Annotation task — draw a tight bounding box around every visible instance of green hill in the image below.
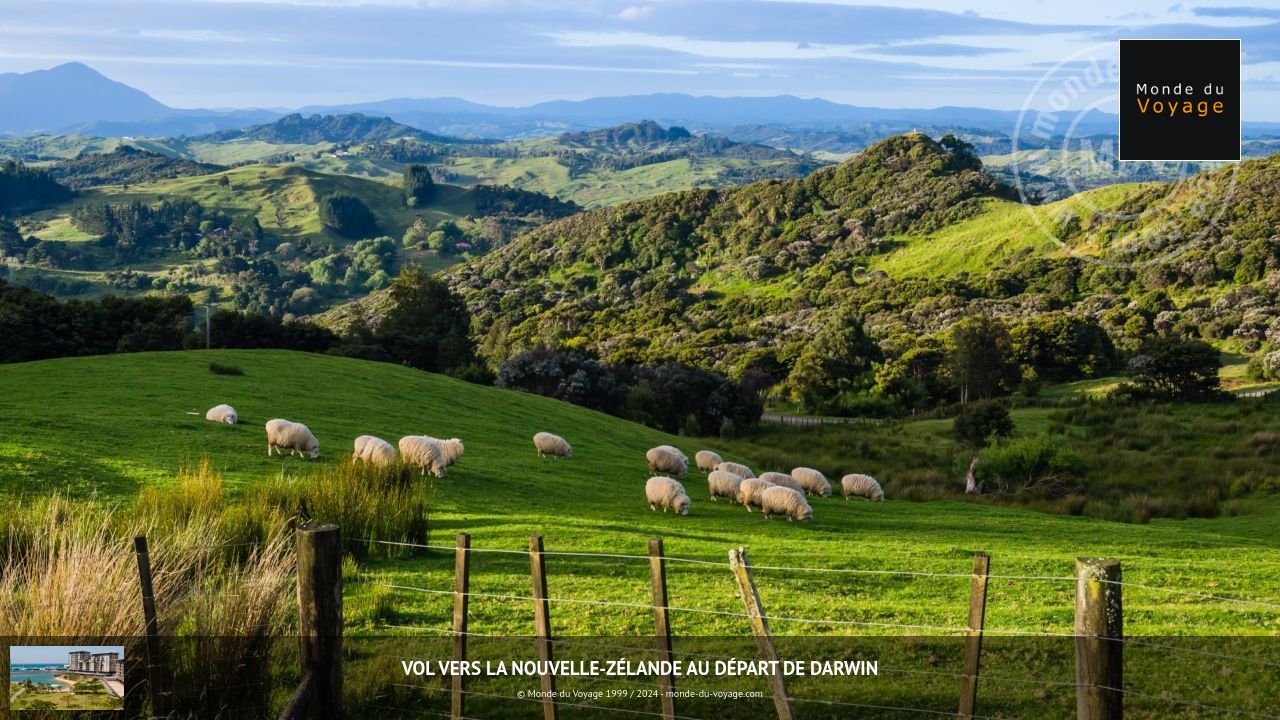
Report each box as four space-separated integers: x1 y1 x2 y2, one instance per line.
0 349 1277 642
444 133 1280 410
195 112 473 145
48 145 225 189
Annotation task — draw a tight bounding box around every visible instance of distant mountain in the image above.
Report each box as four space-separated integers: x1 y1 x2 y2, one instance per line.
195 113 471 145
0 63 173 134
61 110 283 139
560 120 694 148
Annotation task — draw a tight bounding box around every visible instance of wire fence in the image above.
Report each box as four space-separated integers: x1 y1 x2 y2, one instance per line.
349 533 1280 720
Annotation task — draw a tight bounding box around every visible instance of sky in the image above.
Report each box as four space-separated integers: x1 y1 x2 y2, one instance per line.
10 646 125 665
0 0 1279 117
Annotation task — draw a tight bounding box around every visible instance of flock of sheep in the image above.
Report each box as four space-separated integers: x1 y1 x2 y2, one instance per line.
641 446 883 523
206 404 465 476
203 407 881 524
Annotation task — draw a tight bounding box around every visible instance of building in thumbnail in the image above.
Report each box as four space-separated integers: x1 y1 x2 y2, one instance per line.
67 650 122 676
68 651 92 672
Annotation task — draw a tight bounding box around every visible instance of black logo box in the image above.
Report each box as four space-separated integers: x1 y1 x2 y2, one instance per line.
1119 39 1241 162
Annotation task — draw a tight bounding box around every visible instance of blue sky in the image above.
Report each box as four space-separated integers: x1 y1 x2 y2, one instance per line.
11 646 125 665
1 1 1278 117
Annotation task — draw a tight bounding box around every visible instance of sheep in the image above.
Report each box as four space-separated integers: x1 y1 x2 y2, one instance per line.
841 473 885 502
760 486 813 522
646 446 688 478
791 467 832 497
265 419 319 459
695 450 723 473
353 435 396 467
656 445 688 463
716 461 756 479
707 470 743 503
645 476 691 515
737 477 776 512
759 471 804 493
399 435 449 477
205 404 238 425
533 432 573 459
439 438 465 466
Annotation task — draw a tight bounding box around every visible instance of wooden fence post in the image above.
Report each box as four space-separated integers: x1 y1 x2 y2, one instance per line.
1075 558 1122 720
296 523 343 720
728 547 795 720
648 538 677 720
958 552 990 719
134 535 169 717
529 535 558 720
452 533 471 720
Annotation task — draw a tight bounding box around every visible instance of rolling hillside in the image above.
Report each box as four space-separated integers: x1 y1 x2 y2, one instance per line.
1 348 1277 646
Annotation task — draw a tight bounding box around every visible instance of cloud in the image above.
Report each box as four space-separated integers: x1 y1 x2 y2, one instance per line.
1192 6 1280 19
618 5 654 21
868 43 1015 57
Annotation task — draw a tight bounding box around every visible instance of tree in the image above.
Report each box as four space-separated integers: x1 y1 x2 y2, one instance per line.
944 314 1020 403
318 192 377 239
953 399 1014 493
373 265 476 372
1127 336 1221 401
787 307 881 412
403 164 434 206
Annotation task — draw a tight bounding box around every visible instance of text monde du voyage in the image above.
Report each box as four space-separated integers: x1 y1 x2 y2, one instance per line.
1134 82 1229 118
401 658 879 678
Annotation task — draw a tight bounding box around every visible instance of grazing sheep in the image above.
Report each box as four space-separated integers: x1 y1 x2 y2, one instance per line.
737 477 776 512
656 445 689 463
399 435 449 477
695 450 723 473
707 470 743 503
646 446 688 478
265 419 319 459
439 438 465 466
645 476 691 515
791 467 832 497
759 471 804 493
841 474 884 502
760 486 813 522
716 461 756 479
353 435 396 467
533 432 573 459
205 404 238 425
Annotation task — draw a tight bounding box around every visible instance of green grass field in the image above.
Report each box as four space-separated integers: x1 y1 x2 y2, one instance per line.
1 349 1278 644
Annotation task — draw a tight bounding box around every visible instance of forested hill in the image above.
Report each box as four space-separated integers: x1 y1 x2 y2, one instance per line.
559 119 814 162
447 131 1280 415
49 146 225 189
196 113 475 145
448 132 1011 359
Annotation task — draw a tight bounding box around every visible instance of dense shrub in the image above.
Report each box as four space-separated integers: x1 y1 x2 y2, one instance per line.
318 191 378 239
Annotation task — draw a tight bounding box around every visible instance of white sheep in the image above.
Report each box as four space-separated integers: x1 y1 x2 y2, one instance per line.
265 419 319 459
791 467 832 497
205 404 238 425
759 471 804 493
656 445 689 463
737 477 776 512
716 461 755 479
645 476 691 515
533 432 573 459
760 486 813 522
695 450 723 473
841 473 884 502
353 435 396 467
707 470 743 503
399 435 448 477
646 446 688 478
439 438 465 466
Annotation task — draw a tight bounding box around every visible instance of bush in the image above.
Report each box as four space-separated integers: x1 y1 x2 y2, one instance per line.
318 191 378 239
971 435 1087 496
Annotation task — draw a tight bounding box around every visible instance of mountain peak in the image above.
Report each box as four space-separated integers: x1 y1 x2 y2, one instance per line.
0 62 172 134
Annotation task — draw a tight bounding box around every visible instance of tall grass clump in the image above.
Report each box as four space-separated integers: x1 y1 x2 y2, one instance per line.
249 460 430 558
